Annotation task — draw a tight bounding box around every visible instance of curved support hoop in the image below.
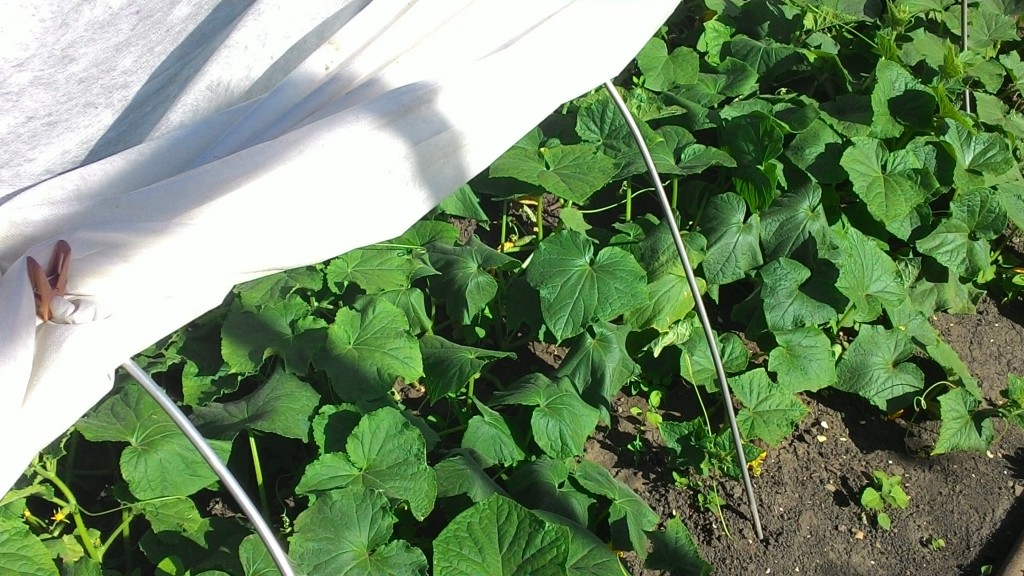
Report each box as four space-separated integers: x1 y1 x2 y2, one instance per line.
602 81 765 540
122 360 298 576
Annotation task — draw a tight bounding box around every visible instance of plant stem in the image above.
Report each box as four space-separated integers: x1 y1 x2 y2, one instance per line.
249 432 270 520
671 178 679 212
99 510 135 558
535 194 545 241
625 180 634 222
31 465 102 563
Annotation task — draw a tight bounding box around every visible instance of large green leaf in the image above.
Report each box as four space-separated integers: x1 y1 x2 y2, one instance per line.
433 495 569 576
869 59 936 138
645 516 712 576
426 236 518 324
768 327 837 393
840 136 933 239
939 119 1015 177
829 224 906 322
556 321 640 411
289 487 427 576
461 399 526 468
932 388 995 454
492 375 599 460
679 328 750 392
526 230 648 342
759 258 840 331
316 298 423 401
723 35 803 82
637 38 699 91
699 192 762 286
916 219 991 279
189 369 320 441
508 458 595 528
572 460 659 559
326 247 426 294
836 325 924 412
77 383 231 499
0 516 58 576
234 266 322 311
239 534 280 576
759 183 830 260
434 454 505 502
490 129 617 204
785 118 847 185
732 369 808 446
221 297 325 376
419 335 516 402
296 407 436 520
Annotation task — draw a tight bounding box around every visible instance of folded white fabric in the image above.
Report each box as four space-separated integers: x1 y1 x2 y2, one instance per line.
0 0 679 496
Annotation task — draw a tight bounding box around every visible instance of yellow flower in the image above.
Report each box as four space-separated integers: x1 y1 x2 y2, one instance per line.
748 451 767 477
51 508 69 524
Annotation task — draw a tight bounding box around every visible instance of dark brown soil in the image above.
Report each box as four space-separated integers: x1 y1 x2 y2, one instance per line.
588 297 1024 575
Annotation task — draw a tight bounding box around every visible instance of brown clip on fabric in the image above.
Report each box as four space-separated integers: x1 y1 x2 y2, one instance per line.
26 240 71 321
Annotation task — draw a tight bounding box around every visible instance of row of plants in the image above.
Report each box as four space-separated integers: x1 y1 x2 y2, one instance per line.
5 0 1024 574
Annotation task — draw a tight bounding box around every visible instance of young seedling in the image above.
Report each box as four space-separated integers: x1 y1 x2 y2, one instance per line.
860 470 909 530
925 536 946 551
629 389 664 427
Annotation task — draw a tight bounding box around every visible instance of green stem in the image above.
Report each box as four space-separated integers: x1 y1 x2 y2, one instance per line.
249 432 270 520
438 424 468 438
31 465 102 563
99 510 135 558
671 178 679 213
624 180 633 222
500 200 509 248
535 195 545 241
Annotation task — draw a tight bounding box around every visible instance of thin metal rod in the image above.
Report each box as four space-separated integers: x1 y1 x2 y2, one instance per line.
603 81 764 540
122 360 298 576
962 0 971 114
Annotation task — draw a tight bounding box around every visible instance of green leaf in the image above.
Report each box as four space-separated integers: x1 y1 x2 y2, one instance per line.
508 458 595 528
861 486 883 511
785 119 847 185
434 454 505 502
433 495 569 576
723 35 803 82
296 407 435 520
419 335 515 402
768 327 838 393
932 388 995 454
556 321 640 410
221 297 325 376
426 237 518 324
365 288 432 335
952 188 1008 240
493 375 599 460
289 487 427 576
526 230 648 342
0 516 58 576
869 60 936 138
699 192 762 286
829 224 906 322
759 183 830 260
939 119 1015 176
326 247 424 293
77 383 231 499
438 184 489 225
645 516 712 576
836 325 924 412
189 369 320 441
916 219 991 279
572 460 659 559
137 496 203 534
490 129 617 204
234 267 322 311
732 368 808 446
679 329 749 392
393 220 460 247
759 258 840 332
461 399 526 468
840 137 933 239
316 298 422 401
239 533 281 576
637 38 699 91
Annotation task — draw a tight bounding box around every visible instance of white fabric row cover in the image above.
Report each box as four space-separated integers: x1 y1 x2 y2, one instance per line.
0 0 681 496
